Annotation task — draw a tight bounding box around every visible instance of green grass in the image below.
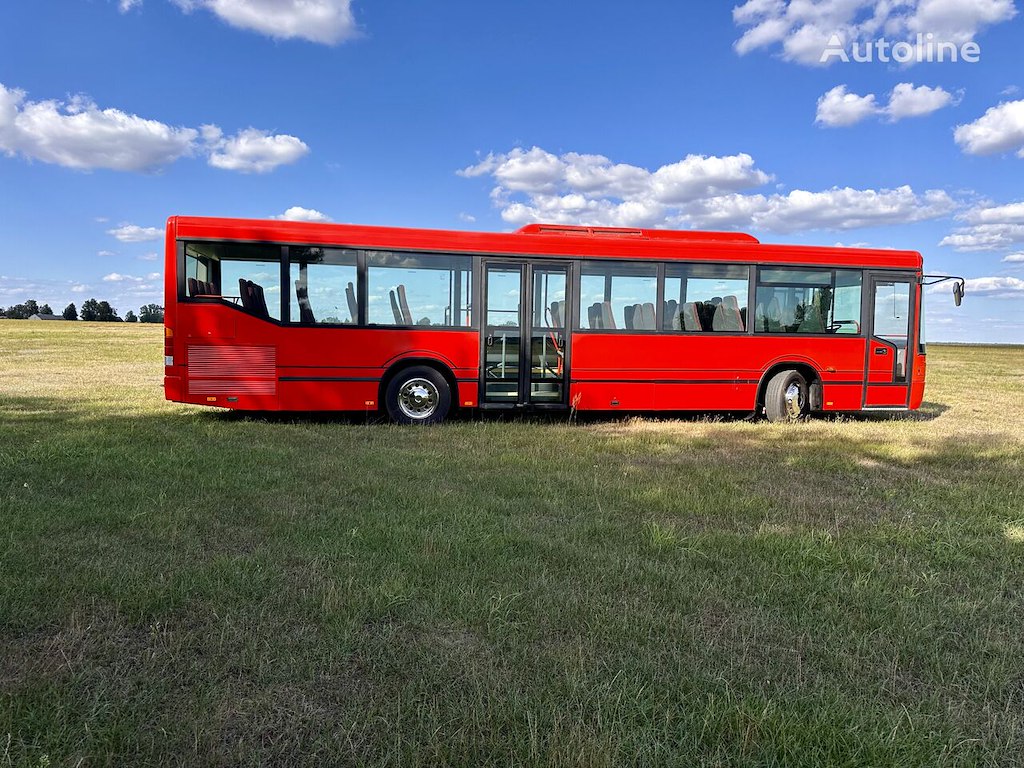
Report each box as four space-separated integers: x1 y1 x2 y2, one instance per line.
1 322 1023 766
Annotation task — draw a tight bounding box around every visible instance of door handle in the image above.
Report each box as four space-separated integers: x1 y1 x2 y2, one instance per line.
874 347 888 356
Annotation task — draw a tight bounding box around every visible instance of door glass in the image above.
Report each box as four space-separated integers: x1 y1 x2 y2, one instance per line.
873 281 911 381
485 266 522 401
530 267 567 403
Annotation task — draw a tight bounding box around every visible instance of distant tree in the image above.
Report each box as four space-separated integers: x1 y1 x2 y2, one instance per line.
80 298 100 321
124 310 138 323
139 304 164 323
39 303 53 315
0 307 5 318
97 301 120 322
3 300 38 319
62 302 78 321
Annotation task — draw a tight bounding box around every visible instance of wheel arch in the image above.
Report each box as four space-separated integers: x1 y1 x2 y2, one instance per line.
756 361 822 411
379 357 459 414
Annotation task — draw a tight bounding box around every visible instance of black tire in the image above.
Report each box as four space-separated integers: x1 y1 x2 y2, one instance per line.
764 369 808 423
384 366 451 425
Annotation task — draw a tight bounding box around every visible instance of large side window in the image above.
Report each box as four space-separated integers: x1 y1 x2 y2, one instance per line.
182 242 282 321
184 244 214 286
577 262 658 330
365 251 472 327
754 268 861 335
831 270 863 334
288 247 358 325
663 264 749 332
219 244 282 321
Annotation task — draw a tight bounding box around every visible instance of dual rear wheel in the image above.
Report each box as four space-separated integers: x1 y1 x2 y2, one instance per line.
763 369 809 422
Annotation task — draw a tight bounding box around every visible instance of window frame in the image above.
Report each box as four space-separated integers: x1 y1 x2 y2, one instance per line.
574 259 661 334
285 246 361 327
363 249 475 330
752 266 865 337
661 262 752 335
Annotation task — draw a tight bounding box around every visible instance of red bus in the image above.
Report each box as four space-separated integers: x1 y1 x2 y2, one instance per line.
163 216 962 423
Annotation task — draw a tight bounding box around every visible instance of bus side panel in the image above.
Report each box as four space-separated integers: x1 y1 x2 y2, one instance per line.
176 304 479 411
278 380 379 411
910 355 926 410
570 382 656 410
569 334 867 411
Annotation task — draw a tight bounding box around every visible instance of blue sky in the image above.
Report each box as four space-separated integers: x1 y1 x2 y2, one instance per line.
1 0 1022 341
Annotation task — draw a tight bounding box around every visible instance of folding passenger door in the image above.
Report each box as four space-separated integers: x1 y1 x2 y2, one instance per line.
481 260 571 408
864 272 915 408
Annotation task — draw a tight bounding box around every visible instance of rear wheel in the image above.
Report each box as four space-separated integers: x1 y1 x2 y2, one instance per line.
385 366 451 425
764 369 808 422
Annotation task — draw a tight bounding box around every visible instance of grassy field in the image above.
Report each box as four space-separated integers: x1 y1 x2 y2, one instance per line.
1 322 1022 767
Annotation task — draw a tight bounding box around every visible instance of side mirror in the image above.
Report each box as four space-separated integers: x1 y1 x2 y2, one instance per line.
953 281 964 307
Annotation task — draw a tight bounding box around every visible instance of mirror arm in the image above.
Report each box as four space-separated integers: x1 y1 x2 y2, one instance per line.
922 274 966 306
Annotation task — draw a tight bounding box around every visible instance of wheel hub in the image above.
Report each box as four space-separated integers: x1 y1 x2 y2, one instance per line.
784 382 805 419
398 378 439 420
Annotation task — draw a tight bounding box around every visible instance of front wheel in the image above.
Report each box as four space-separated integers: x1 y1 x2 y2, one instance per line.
764 369 808 422
385 366 451 425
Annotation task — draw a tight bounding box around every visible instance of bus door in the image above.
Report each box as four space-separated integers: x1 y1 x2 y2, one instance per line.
864 273 915 408
481 261 570 407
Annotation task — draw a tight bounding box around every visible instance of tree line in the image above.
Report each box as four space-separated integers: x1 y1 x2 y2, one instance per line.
0 299 164 323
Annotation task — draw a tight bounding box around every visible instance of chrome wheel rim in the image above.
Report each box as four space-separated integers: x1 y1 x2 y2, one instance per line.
784 382 805 419
397 378 439 420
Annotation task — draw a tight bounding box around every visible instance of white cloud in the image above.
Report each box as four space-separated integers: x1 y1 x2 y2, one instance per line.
940 199 1024 251
961 276 1024 296
0 82 197 171
961 201 1024 224
170 0 357 44
107 224 162 242
758 187 956 232
206 127 309 173
816 82 957 127
119 0 142 11
102 271 161 283
460 146 956 234
460 147 771 206
271 206 331 222
816 85 880 127
954 99 1024 157
733 0 1016 66
940 226 1024 250
885 82 958 120
907 0 1018 41
0 81 309 173
97 250 117 257
683 187 956 233
1001 252 1024 262
137 252 159 261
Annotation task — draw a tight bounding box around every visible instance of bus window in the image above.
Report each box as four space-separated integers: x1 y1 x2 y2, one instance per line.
183 242 282 320
288 247 358 325
663 264 749 332
831 270 862 334
365 251 472 327
218 244 282 320
184 244 214 289
754 268 860 335
577 262 657 330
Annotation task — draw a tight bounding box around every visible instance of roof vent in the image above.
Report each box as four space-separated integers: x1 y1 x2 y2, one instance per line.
515 223 758 244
